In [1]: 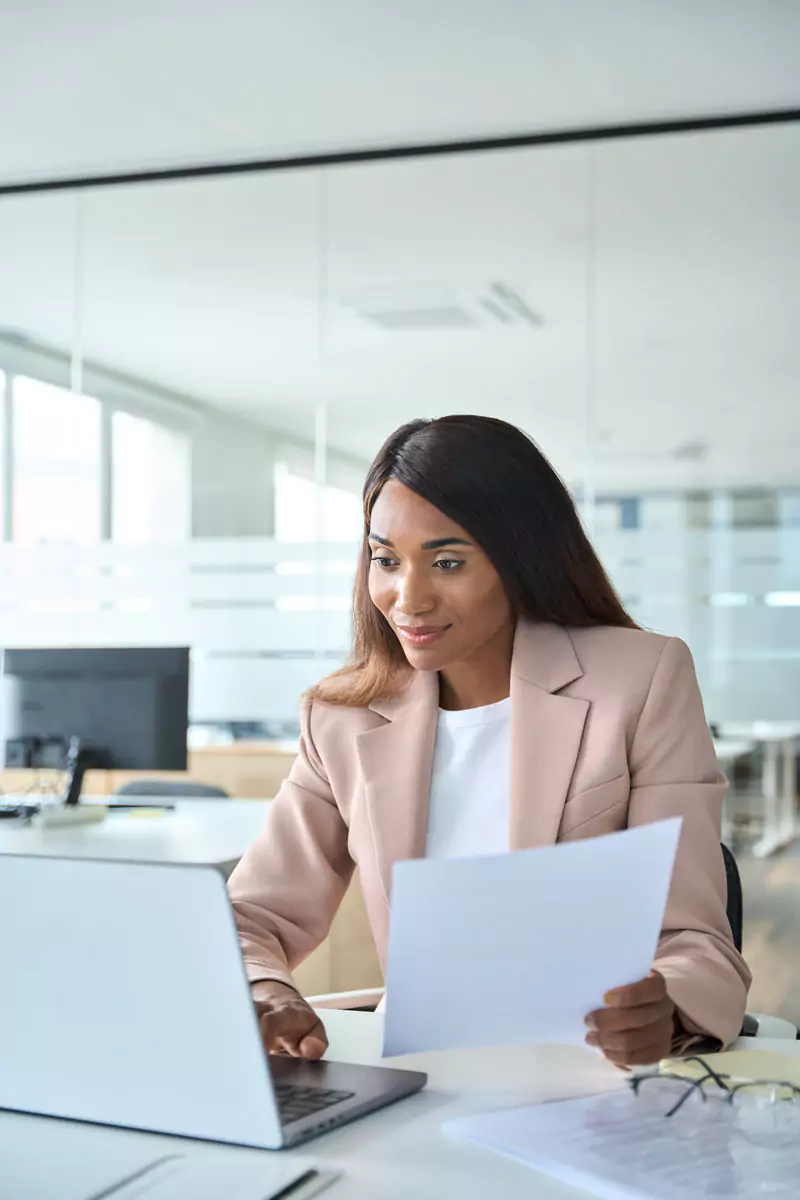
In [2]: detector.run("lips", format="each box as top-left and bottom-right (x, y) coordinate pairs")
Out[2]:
(395, 624), (451, 648)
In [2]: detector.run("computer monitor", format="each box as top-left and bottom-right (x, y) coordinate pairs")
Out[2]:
(1, 647), (189, 802)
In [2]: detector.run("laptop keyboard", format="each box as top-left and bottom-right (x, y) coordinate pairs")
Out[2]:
(274, 1082), (356, 1125)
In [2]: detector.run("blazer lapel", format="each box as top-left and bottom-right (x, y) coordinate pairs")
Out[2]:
(356, 620), (589, 894)
(357, 669), (439, 903)
(509, 621), (589, 849)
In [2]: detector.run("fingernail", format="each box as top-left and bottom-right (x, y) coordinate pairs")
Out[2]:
(585, 1015), (597, 1030)
(585, 1032), (599, 1047)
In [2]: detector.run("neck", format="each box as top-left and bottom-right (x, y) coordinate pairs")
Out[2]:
(438, 623), (515, 711)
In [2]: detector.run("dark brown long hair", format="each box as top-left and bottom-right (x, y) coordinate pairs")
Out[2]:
(310, 415), (637, 706)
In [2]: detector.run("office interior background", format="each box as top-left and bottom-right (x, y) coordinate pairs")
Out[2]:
(1, 2), (799, 1020)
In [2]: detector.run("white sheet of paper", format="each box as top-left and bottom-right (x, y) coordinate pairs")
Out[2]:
(445, 1087), (800, 1199)
(382, 817), (682, 1057)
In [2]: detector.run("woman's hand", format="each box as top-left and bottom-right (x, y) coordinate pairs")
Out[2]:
(252, 980), (329, 1060)
(585, 970), (676, 1067)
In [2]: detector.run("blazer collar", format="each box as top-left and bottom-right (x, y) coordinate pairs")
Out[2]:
(357, 620), (589, 905)
(509, 618), (584, 694)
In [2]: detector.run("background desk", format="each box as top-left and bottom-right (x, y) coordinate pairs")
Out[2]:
(713, 735), (757, 844)
(721, 721), (800, 857)
(0, 799), (269, 875)
(0, 798), (383, 999)
(2, 1012), (797, 1200)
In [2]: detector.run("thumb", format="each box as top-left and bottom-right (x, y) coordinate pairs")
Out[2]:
(298, 1033), (327, 1060)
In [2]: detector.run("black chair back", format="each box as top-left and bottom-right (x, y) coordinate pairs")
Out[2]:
(115, 780), (230, 800)
(721, 843), (743, 953)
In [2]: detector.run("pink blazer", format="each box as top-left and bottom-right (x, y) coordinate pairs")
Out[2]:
(229, 620), (751, 1047)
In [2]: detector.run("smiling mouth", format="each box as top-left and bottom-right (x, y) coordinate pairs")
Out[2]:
(395, 624), (451, 648)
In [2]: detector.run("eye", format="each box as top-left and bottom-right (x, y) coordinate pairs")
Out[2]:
(370, 555), (398, 569)
(433, 558), (464, 572)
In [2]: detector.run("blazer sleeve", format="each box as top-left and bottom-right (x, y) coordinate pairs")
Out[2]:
(627, 637), (752, 1049)
(227, 699), (354, 992)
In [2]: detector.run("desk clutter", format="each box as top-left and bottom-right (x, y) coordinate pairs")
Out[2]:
(0, 797), (108, 826)
(446, 1049), (800, 1199)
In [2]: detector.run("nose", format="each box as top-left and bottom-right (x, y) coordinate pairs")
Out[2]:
(394, 564), (436, 617)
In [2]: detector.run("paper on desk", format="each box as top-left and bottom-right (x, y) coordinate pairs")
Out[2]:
(445, 1087), (800, 1199)
(382, 818), (682, 1057)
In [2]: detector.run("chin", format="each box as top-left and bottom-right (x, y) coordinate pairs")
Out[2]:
(398, 643), (453, 673)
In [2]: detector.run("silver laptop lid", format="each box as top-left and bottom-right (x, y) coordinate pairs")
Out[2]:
(0, 855), (284, 1149)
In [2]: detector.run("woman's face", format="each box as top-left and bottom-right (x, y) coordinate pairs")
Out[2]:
(367, 480), (513, 673)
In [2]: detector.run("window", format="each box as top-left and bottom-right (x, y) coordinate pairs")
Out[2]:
(274, 462), (362, 543)
(112, 411), (190, 543)
(12, 376), (102, 544)
(0, 368), (6, 537)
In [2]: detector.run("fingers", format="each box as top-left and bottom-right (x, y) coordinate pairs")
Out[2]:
(585, 1018), (672, 1056)
(590, 1039), (670, 1068)
(299, 1030), (328, 1061)
(260, 1010), (293, 1056)
(585, 971), (674, 1067)
(259, 1007), (328, 1060)
(603, 970), (666, 1009)
(586, 996), (674, 1034)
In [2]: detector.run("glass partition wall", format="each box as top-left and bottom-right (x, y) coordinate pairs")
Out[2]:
(1, 119), (798, 1017)
(2, 128), (798, 728)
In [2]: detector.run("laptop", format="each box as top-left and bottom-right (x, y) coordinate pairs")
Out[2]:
(0, 854), (426, 1150)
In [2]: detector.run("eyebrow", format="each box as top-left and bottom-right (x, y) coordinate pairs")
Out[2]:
(368, 534), (473, 551)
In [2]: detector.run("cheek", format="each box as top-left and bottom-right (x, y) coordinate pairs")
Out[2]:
(442, 582), (511, 650)
(451, 573), (509, 624)
(367, 570), (392, 614)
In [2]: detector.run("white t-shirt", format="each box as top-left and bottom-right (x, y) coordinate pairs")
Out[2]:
(424, 696), (511, 859)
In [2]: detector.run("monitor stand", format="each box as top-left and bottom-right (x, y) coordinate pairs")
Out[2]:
(62, 736), (93, 806)
(33, 737), (108, 829)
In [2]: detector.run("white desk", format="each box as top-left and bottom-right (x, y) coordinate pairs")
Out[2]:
(1, 1012), (797, 1199)
(0, 799), (269, 877)
(713, 736), (758, 843)
(720, 721), (800, 857)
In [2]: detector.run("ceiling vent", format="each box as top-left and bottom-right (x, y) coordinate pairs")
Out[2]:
(339, 282), (543, 332)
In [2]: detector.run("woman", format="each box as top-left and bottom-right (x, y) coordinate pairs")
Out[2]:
(229, 415), (750, 1068)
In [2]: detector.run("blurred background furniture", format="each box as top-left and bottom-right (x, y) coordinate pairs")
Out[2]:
(114, 779), (229, 800)
(712, 735), (757, 844)
(1, 742), (297, 803)
(720, 721), (800, 858)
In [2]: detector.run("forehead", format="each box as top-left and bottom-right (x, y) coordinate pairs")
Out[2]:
(370, 481), (470, 542)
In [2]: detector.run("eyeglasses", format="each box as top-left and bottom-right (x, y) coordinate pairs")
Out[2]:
(629, 1056), (800, 1149)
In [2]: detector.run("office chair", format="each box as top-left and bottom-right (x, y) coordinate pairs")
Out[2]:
(114, 780), (230, 799)
(722, 843), (744, 953)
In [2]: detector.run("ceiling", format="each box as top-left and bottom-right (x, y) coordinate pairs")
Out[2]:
(2, 0), (799, 184)
(1, 3), (798, 493)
